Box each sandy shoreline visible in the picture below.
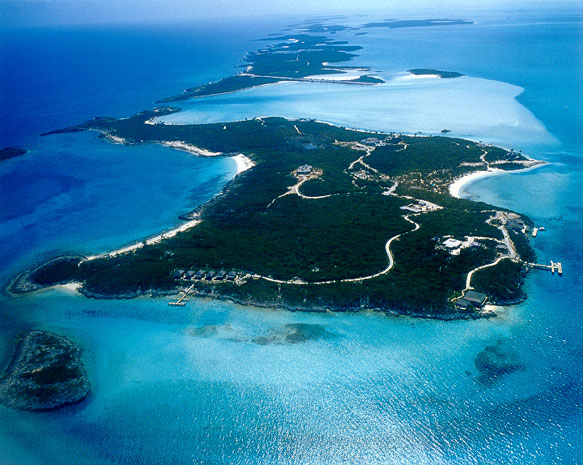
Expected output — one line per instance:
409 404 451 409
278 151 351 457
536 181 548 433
233 153 255 174
84 219 202 262
76 155 254 263
77 131 254 264
395 73 441 81
161 141 222 157
449 162 547 198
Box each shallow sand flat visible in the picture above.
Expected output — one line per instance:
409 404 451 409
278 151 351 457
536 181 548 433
158 75 557 150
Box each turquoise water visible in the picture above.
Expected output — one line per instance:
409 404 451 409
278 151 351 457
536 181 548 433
1 10 582 464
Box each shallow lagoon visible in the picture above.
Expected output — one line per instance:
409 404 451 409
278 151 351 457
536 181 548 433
159 75 556 151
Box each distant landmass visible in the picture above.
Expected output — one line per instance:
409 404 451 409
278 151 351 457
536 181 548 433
408 69 465 79
364 19 473 29
158 19 472 103
158 32 384 102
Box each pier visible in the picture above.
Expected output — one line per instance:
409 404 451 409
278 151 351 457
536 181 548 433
168 284 195 306
529 261 563 276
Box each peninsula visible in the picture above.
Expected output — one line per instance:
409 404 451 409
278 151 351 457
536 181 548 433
27 108 541 318
156 18 471 102
158 33 384 102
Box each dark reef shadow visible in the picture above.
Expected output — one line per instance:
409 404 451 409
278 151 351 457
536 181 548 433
474 339 525 387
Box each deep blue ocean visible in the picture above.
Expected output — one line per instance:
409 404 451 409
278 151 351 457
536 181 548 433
1 9 582 465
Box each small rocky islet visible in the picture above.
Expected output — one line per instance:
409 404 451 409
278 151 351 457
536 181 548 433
0 331 90 411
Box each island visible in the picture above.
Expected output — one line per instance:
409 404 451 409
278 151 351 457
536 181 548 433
24 107 543 319
0 331 90 411
408 69 464 79
0 147 27 162
158 33 384 102
363 19 473 29
156 19 475 102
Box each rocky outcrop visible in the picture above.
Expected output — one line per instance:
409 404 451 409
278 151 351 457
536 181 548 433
0 331 90 411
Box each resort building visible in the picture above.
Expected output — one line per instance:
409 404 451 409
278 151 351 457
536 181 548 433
214 270 227 281
297 164 313 175
456 290 488 310
172 269 185 279
443 238 463 249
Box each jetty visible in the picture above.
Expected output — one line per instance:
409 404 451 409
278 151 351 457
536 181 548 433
168 284 195 306
529 261 563 276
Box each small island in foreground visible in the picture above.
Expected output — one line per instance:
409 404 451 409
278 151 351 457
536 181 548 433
0 147 27 162
16 107 543 319
0 331 90 411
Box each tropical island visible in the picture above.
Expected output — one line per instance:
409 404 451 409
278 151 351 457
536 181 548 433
158 32 384 102
14 106 542 318
6 17 542 319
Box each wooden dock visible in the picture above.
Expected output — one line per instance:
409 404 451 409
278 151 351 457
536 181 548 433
169 284 195 306
530 261 563 276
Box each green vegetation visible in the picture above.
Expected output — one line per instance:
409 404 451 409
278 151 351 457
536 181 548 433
30 257 82 285
472 259 527 304
158 32 385 102
510 229 536 263
36 112 535 315
352 75 385 84
368 136 482 176
0 331 90 411
408 69 464 79
157 75 282 102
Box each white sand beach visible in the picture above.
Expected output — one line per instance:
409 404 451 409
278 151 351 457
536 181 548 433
449 169 503 198
449 161 547 198
162 141 222 157
84 219 202 262
233 154 255 174
395 72 441 81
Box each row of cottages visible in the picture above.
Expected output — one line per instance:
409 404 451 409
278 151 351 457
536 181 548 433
172 269 238 282
456 290 488 310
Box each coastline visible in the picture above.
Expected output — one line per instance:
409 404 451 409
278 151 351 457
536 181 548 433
84 219 202 262
11 115 538 318
233 153 255 174
449 161 548 198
